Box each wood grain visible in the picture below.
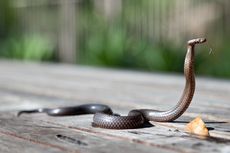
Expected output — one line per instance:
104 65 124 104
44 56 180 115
0 60 229 153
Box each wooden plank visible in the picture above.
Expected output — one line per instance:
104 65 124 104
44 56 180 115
0 61 230 119
16 113 230 152
0 113 178 153
0 134 64 153
0 60 229 153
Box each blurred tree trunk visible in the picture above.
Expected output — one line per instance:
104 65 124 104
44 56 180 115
94 0 122 20
58 0 77 63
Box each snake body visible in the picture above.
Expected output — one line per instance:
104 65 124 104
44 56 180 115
18 38 206 129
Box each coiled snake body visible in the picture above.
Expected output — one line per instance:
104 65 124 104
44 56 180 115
18 38 206 129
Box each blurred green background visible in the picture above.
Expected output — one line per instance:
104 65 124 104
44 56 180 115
0 0 230 78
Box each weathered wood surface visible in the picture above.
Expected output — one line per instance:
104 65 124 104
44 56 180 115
0 60 229 153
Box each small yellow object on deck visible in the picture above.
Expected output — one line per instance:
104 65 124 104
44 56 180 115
185 116 210 136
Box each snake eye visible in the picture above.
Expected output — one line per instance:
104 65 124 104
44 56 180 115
198 38 206 43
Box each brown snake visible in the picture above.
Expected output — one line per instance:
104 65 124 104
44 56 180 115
18 38 206 129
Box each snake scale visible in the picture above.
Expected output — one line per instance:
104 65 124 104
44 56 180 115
18 38 206 129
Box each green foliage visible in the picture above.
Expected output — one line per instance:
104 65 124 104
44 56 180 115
0 35 54 61
80 23 185 73
1 0 230 79
196 41 230 78
78 0 230 78
0 0 17 38
78 0 188 73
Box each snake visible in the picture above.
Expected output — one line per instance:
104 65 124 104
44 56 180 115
17 38 206 129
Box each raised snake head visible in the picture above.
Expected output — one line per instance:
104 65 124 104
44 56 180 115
187 38 206 45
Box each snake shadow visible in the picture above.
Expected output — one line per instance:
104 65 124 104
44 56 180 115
172 120 228 124
142 122 154 128
171 120 228 131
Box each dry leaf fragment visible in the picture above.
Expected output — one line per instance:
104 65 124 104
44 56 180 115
185 116 210 136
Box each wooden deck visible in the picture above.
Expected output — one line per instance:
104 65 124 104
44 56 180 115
0 60 229 153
